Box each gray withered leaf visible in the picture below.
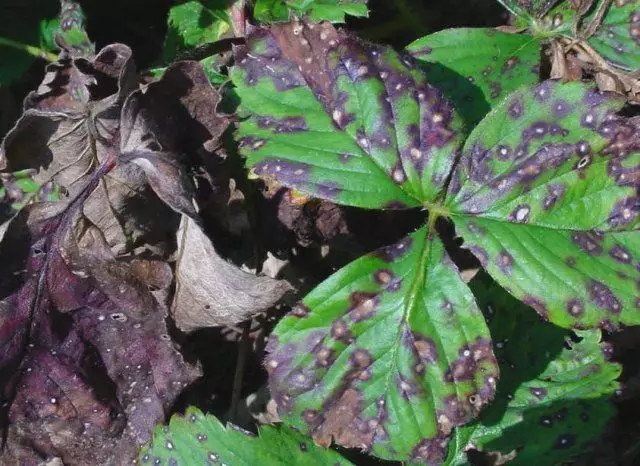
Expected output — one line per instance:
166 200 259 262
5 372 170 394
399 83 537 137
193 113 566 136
117 60 233 220
0 44 175 256
172 215 292 332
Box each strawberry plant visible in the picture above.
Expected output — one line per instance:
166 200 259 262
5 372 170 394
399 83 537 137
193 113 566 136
0 0 638 465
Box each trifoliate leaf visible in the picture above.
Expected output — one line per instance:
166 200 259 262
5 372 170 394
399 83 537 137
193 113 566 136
446 80 639 330
266 226 498 463
587 0 640 70
444 276 621 465
254 0 369 23
407 28 541 128
139 406 353 465
232 20 464 209
163 0 231 62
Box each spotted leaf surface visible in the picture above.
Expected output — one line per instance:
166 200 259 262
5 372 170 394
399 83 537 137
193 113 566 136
139 407 352 465
587 0 640 70
407 29 541 127
232 21 464 209
267 226 498 463
444 277 620 465
254 0 369 23
447 80 640 330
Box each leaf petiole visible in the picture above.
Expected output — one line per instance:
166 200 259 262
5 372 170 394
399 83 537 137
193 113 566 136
0 36 57 62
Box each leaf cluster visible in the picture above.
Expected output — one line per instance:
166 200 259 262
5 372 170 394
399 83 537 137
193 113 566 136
0 1 637 465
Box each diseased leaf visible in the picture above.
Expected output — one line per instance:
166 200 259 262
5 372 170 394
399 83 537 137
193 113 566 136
266 226 498 463
172 215 291 331
254 0 369 23
444 276 620 465
139 406 353 465
588 0 640 70
0 44 177 255
163 0 231 62
407 28 541 127
446 80 639 330
0 196 199 464
232 20 464 209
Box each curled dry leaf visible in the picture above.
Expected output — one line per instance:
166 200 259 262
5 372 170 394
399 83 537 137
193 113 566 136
0 44 176 256
172 215 292 332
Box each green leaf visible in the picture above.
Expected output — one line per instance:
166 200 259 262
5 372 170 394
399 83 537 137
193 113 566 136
407 28 541 128
149 56 228 86
232 21 465 209
587 0 640 70
444 276 620 465
139 406 353 465
267 226 498 463
163 0 231 62
0 0 59 84
254 0 369 23
446 80 639 330
39 18 60 51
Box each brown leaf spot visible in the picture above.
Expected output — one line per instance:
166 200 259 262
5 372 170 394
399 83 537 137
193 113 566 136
350 349 372 369
508 98 524 119
314 347 336 367
533 81 553 102
496 250 514 276
503 56 520 73
522 296 548 319
291 303 311 318
376 235 412 262
608 197 639 228
312 388 374 451
347 292 379 322
397 376 420 399
373 269 393 285
571 231 603 255
530 387 548 400
567 299 584 317
610 244 633 263
543 184 567 210
589 281 622 313
331 318 353 343
509 204 531 223
468 245 489 268
444 339 495 383
411 436 448 465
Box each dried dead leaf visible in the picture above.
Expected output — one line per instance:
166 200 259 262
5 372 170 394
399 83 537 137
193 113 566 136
172 215 292 331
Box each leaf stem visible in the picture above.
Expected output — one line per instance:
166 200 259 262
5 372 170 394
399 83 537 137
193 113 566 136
0 36 57 62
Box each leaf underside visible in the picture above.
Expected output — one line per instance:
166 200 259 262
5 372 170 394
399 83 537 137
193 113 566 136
447 80 639 330
267 227 498 463
139 406 353 465
407 28 541 128
254 0 369 23
445 276 621 465
232 20 464 209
